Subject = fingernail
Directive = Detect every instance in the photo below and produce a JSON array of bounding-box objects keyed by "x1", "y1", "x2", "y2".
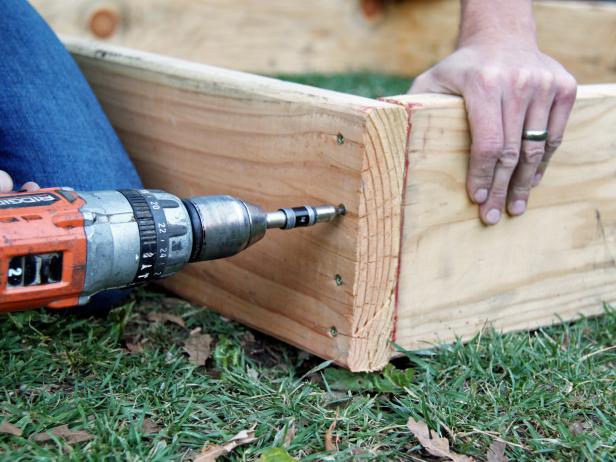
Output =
[
  {"x1": 532, "y1": 173, "x2": 543, "y2": 187},
  {"x1": 485, "y1": 208, "x2": 501, "y2": 225},
  {"x1": 474, "y1": 188, "x2": 488, "y2": 203},
  {"x1": 509, "y1": 200, "x2": 527, "y2": 216}
]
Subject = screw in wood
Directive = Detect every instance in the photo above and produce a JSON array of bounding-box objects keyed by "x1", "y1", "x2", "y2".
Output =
[
  {"x1": 329, "y1": 326, "x2": 338, "y2": 337},
  {"x1": 335, "y1": 274, "x2": 343, "y2": 286},
  {"x1": 336, "y1": 133, "x2": 345, "y2": 145}
]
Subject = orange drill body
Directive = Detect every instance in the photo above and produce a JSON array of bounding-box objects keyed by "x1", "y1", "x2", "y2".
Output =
[{"x1": 0, "y1": 188, "x2": 87, "y2": 312}]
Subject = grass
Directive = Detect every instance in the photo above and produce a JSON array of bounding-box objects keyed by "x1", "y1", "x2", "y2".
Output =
[
  {"x1": 0, "y1": 288, "x2": 614, "y2": 461},
  {"x1": 275, "y1": 73, "x2": 411, "y2": 98}
]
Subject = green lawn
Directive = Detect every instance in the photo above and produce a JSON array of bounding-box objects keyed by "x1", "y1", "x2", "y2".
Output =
[
  {"x1": 275, "y1": 73, "x2": 411, "y2": 98},
  {"x1": 1, "y1": 75, "x2": 615, "y2": 461},
  {"x1": 0, "y1": 288, "x2": 614, "y2": 461}
]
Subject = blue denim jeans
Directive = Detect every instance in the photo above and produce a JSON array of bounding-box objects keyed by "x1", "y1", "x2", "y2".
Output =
[{"x1": 1, "y1": 1, "x2": 143, "y2": 308}]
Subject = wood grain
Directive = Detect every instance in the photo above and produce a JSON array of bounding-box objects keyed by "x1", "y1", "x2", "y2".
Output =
[
  {"x1": 33, "y1": 0, "x2": 616, "y2": 83},
  {"x1": 66, "y1": 37, "x2": 408, "y2": 371},
  {"x1": 390, "y1": 85, "x2": 616, "y2": 350}
]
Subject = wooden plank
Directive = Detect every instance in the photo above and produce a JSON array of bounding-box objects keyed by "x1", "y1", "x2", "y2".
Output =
[
  {"x1": 33, "y1": 0, "x2": 616, "y2": 83},
  {"x1": 64, "y1": 38, "x2": 616, "y2": 368},
  {"x1": 65, "y1": 37, "x2": 409, "y2": 371},
  {"x1": 534, "y1": 1, "x2": 616, "y2": 84},
  {"x1": 389, "y1": 85, "x2": 616, "y2": 351}
]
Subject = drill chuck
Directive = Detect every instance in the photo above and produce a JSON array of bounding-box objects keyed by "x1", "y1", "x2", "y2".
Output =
[
  {"x1": 184, "y1": 196, "x2": 345, "y2": 262},
  {"x1": 184, "y1": 195, "x2": 267, "y2": 262}
]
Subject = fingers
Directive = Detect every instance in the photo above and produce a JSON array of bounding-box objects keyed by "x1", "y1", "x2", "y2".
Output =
[
  {"x1": 467, "y1": 70, "x2": 576, "y2": 225},
  {"x1": 534, "y1": 75, "x2": 577, "y2": 185},
  {"x1": 409, "y1": 54, "x2": 577, "y2": 226},
  {"x1": 21, "y1": 181, "x2": 41, "y2": 192},
  {"x1": 507, "y1": 78, "x2": 556, "y2": 215},
  {"x1": 0, "y1": 172, "x2": 40, "y2": 193},
  {"x1": 464, "y1": 75, "x2": 509, "y2": 224},
  {"x1": 0, "y1": 171, "x2": 14, "y2": 193},
  {"x1": 476, "y1": 78, "x2": 535, "y2": 225}
]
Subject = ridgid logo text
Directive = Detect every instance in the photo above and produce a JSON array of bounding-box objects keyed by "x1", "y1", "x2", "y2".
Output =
[{"x1": 0, "y1": 194, "x2": 59, "y2": 209}]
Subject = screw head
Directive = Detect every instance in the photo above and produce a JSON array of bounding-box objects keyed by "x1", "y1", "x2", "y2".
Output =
[
  {"x1": 329, "y1": 326, "x2": 338, "y2": 337},
  {"x1": 335, "y1": 274, "x2": 343, "y2": 286},
  {"x1": 336, "y1": 133, "x2": 345, "y2": 145}
]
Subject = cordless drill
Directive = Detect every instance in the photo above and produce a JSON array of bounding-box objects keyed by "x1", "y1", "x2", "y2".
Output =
[{"x1": 0, "y1": 188, "x2": 344, "y2": 312}]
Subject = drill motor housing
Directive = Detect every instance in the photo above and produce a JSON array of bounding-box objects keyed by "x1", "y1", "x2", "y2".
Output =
[{"x1": 0, "y1": 188, "x2": 270, "y2": 312}]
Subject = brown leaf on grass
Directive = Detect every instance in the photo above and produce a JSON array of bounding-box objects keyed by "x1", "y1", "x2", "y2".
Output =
[
  {"x1": 487, "y1": 440, "x2": 509, "y2": 462},
  {"x1": 324, "y1": 419, "x2": 338, "y2": 452},
  {"x1": 0, "y1": 421, "x2": 22, "y2": 436},
  {"x1": 146, "y1": 312, "x2": 186, "y2": 328},
  {"x1": 561, "y1": 331, "x2": 570, "y2": 351},
  {"x1": 241, "y1": 331, "x2": 256, "y2": 347},
  {"x1": 246, "y1": 367, "x2": 259, "y2": 381},
  {"x1": 125, "y1": 341, "x2": 144, "y2": 353},
  {"x1": 569, "y1": 420, "x2": 591, "y2": 437},
  {"x1": 195, "y1": 427, "x2": 257, "y2": 462},
  {"x1": 142, "y1": 418, "x2": 160, "y2": 434},
  {"x1": 284, "y1": 421, "x2": 296, "y2": 448},
  {"x1": 273, "y1": 420, "x2": 296, "y2": 448},
  {"x1": 184, "y1": 333, "x2": 213, "y2": 366},
  {"x1": 32, "y1": 424, "x2": 95, "y2": 444},
  {"x1": 190, "y1": 327, "x2": 203, "y2": 336},
  {"x1": 407, "y1": 418, "x2": 475, "y2": 462},
  {"x1": 162, "y1": 296, "x2": 187, "y2": 308}
]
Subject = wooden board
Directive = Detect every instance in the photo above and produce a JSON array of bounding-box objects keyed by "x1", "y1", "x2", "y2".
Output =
[
  {"x1": 66, "y1": 38, "x2": 616, "y2": 370},
  {"x1": 65, "y1": 37, "x2": 409, "y2": 371},
  {"x1": 33, "y1": 0, "x2": 616, "y2": 83},
  {"x1": 389, "y1": 85, "x2": 616, "y2": 351}
]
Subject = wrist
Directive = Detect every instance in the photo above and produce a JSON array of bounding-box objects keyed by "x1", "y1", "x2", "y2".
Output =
[{"x1": 458, "y1": 0, "x2": 537, "y2": 49}]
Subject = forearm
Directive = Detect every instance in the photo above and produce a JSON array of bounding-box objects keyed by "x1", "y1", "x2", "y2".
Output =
[{"x1": 459, "y1": 0, "x2": 537, "y2": 47}]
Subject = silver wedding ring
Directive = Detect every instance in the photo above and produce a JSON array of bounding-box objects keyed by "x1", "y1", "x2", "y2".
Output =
[{"x1": 522, "y1": 130, "x2": 549, "y2": 142}]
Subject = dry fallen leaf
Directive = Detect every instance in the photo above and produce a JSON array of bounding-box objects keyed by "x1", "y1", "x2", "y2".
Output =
[
  {"x1": 487, "y1": 440, "x2": 509, "y2": 462},
  {"x1": 162, "y1": 296, "x2": 187, "y2": 308},
  {"x1": 190, "y1": 327, "x2": 203, "y2": 336},
  {"x1": 184, "y1": 333, "x2": 213, "y2": 366},
  {"x1": 407, "y1": 418, "x2": 475, "y2": 462},
  {"x1": 324, "y1": 420, "x2": 338, "y2": 452},
  {"x1": 0, "y1": 421, "x2": 22, "y2": 436},
  {"x1": 247, "y1": 367, "x2": 259, "y2": 381},
  {"x1": 142, "y1": 418, "x2": 160, "y2": 434},
  {"x1": 273, "y1": 421, "x2": 296, "y2": 448},
  {"x1": 195, "y1": 427, "x2": 257, "y2": 462},
  {"x1": 284, "y1": 421, "x2": 296, "y2": 448},
  {"x1": 32, "y1": 424, "x2": 95, "y2": 444},
  {"x1": 125, "y1": 341, "x2": 144, "y2": 353},
  {"x1": 146, "y1": 312, "x2": 186, "y2": 328},
  {"x1": 569, "y1": 420, "x2": 591, "y2": 437},
  {"x1": 241, "y1": 331, "x2": 256, "y2": 347}
]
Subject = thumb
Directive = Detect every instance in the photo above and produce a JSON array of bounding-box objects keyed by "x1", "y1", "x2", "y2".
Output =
[
  {"x1": 408, "y1": 70, "x2": 450, "y2": 95},
  {"x1": 0, "y1": 170, "x2": 14, "y2": 193}
]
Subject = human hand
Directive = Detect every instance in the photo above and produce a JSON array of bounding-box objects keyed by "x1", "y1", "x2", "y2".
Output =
[
  {"x1": 0, "y1": 170, "x2": 40, "y2": 193},
  {"x1": 409, "y1": 1, "x2": 577, "y2": 225}
]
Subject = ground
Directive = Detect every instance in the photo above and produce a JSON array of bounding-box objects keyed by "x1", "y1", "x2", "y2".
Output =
[
  {"x1": 1, "y1": 287, "x2": 614, "y2": 461},
  {"x1": 1, "y1": 75, "x2": 615, "y2": 461}
]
